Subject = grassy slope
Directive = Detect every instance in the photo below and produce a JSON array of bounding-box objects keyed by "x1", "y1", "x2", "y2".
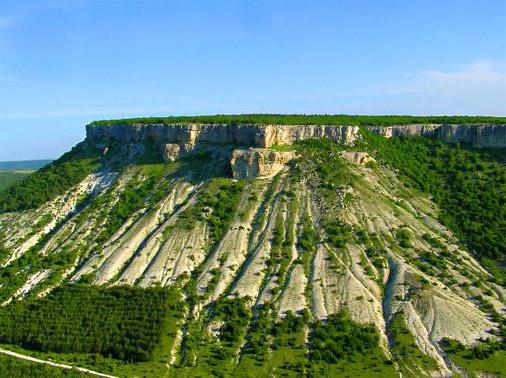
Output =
[
  {"x1": 447, "y1": 350, "x2": 506, "y2": 377},
  {"x1": 389, "y1": 315, "x2": 438, "y2": 377},
  {"x1": 89, "y1": 114, "x2": 506, "y2": 126}
]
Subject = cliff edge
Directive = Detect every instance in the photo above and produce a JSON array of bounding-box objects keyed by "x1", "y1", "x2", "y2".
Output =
[{"x1": 86, "y1": 122, "x2": 506, "y2": 149}]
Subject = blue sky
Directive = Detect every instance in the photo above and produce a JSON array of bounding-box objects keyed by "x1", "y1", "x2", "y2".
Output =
[{"x1": 0, "y1": 0, "x2": 505, "y2": 160}]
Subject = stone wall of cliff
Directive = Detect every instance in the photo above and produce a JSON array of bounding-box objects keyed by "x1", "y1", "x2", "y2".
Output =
[
  {"x1": 86, "y1": 122, "x2": 506, "y2": 149},
  {"x1": 86, "y1": 123, "x2": 360, "y2": 148},
  {"x1": 368, "y1": 124, "x2": 506, "y2": 148},
  {"x1": 230, "y1": 149, "x2": 296, "y2": 179}
]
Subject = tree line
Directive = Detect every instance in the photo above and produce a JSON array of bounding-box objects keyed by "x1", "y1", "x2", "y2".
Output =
[{"x1": 89, "y1": 114, "x2": 506, "y2": 127}]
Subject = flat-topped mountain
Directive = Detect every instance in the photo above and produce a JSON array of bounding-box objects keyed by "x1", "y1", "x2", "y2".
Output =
[{"x1": 0, "y1": 115, "x2": 505, "y2": 377}]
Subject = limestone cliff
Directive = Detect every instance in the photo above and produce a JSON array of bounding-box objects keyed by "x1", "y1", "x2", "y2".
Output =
[
  {"x1": 87, "y1": 122, "x2": 506, "y2": 151},
  {"x1": 368, "y1": 123, "x2": 506, "y2": 148},
  {"x1": 230, "y1": 148, "x2": 296, "y2": 179},
  {"x1": 160, "y1": 143, "x2": 195, "y2": 162},
  {"x1": 86, "y1": 123, "x2": 360, "y2": 148}
]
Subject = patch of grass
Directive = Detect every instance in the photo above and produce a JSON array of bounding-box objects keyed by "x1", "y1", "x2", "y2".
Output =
[
  {"x1": 390, "y1": 314, "x2": 438, "y2": 376},
  {"x1": 0, "y1": 343, "x2": 175, "y2": 378},
  {"x1": 442, "y1": 338, "x2": 506, "y2": 377},
  {"x1": 174, "y1": 296, "x2": 251, "y2": 377},
  {"x1": 176, "y1": 178, "x2": 245, "y2": 242},
  {"x1": 235, "y1": 308, "x2": 309, "y2": 377},
  {"x1": 396, "y1": 227, "x2": 413, "y2": 249},
  {"x1": 308, "y1": 310, "x2": 396, "y2": 377},
  {"x1": 269, "y1": 144, "x2": 296, "y2": 152}
]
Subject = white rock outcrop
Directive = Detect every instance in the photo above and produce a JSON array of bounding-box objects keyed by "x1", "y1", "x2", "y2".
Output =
[
  {"x1": 230, "y1": 148, "x2": 296, "y2": 179},
  {"x1": 160, "y1": 143, "x2": 196, "y2": 162},
  {"x1": 340, "y1": 151, "x2": 375, "y2": 165}
]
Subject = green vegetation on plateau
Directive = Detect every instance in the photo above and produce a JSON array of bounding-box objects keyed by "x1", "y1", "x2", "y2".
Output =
[
  {"x1": 89, "y1": 114, "x2": 506, "y2": 126},
  {"x1": 0, "y1": 284, "x2": 184, "y2": 362},
  {"x1": 0, "y1": 142, "x2": 101, "y2": 212},
  {"x1": 359, "y1": 131, "x2": 506, "y2": 283}
]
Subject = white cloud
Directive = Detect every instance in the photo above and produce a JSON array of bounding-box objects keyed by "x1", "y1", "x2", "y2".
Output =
[
  {"x1": 359, "y1": 61, "x2": 506, "y2": 97},
  {"x1": 423, "y1": 61, "x2": 506, "y2": 83},
  {"x1": 316, "y1": 61, "x2": 506, "y2": 115}
]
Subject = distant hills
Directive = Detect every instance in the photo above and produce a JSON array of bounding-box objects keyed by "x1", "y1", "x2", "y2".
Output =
[{"x1": 0, "y1": 160, "x2": 53, "y2": 170}]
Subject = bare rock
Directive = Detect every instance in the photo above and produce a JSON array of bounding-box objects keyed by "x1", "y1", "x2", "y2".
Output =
[
  {"x1": 230, "y1": 148, "x2": 296, "y2": 179},
  {"x1": 160, "y1": 143, "x2": 195, "y2": 162},
  {"x1": 369, "y1": 124, "x2": 506, "y2": 148},
  {"x1": 340, "y1": 151, "x2": 375, "y2": 165}
]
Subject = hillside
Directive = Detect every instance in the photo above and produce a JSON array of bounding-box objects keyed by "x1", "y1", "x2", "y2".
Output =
[{"x1": 0, "y1": 119, "x2": 505, "y2": 377}]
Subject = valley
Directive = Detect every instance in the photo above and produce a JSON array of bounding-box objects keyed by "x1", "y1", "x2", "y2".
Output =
[{"x1": 0, "y1": 160, "x2": 52, "y2": 191}]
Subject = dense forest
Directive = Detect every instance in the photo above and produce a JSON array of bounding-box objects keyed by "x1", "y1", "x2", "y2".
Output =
[
  {"x1": 0, "y1": 285, "x2": 184, "y2": 362},
  {"x1": 0, "y1": 142, "x2": 101, "y2": 213},
  {"x1": 359, "y1": 131, "x2": 506, "y2": 283},
  {"x1": 89, "y1": 114, "x2": 506, "y2": 127}
]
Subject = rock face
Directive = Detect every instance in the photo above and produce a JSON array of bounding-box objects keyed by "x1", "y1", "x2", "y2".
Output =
[
  {"x1": 86, "y1": 123, "x2": 360, "y2": 148},
  {"x1": 340, "y1": 151, "x2": 375, "y2": 165},
  {"x1": 160, "y1": 143, "x2": 195, "y2": 162},
  {"x1": 230, "y1": 149, "x2": 296, "y2": 179},
  {"x1": 87, "y1": 122, "x2": 506, "y2": 152},
  {"x1": 368, "y1": 124, "x2": 506, "y2": 148}
]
